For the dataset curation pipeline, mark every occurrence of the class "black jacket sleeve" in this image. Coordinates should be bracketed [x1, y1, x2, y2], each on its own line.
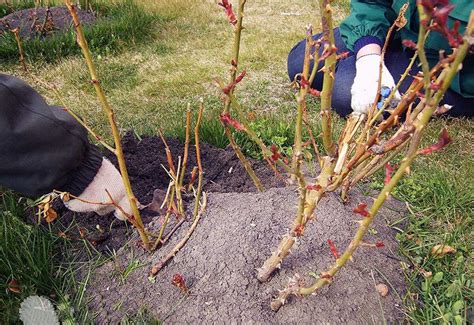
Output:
[0, 74, 102, 197]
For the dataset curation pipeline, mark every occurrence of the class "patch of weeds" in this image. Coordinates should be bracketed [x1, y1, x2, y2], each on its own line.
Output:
[121, 306, 161, 325]
[0, 190, 96, 323]
[111, 249, 145, 284]
[0, 0, 161, 63]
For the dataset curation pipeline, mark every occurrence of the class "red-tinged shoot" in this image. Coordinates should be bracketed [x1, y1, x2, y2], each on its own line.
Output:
[294, 224, 305, 237]
[306, 184, 322, 191]
[353, 203, 370, 218]
[220, 113, 245, 131]
[384, 163, 395, 185]
[327, 239, 339, 259]
[417, 128, 451, 155]
[172, 273, 189, 294]
[218, 0, 237, 26]
[419, 0, 463, 47]
[402, 39, 417, 49]
[375, 241, 385, 248]
[223, 70, 247, 94]
[270, 144, 282, 161]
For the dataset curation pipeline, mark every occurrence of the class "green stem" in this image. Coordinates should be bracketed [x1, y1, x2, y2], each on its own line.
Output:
[319, 0, 336, 156]
[65, 1, 149, 250]
[221, 0, 263, 191]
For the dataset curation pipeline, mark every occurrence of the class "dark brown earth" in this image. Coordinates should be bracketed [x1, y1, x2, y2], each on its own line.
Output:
[0, 7, 96, 39]
[44, 134, 285, 254]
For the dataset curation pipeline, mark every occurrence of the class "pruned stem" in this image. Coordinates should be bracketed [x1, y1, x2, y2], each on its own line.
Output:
[152, 184, 176, 251]
[149, 192, 207, 277]
[224, 91, 292, 174]
[64, 0, 149, 250]
[150, 102, 207, 275]
[10, 28, 27, 72]
[257, 157, 335, 282]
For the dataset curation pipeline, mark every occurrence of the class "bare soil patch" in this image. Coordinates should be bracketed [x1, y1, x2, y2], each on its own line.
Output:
[88, 187, 406, 323]
[0, 7, 95, 39]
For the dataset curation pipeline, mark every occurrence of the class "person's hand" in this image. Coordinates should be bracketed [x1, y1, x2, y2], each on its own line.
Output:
[63, 158, 131, 220]
[351, 53, 401, 116]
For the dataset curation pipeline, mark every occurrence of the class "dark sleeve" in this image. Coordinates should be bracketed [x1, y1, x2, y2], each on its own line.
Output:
[339, 0, 396, 52]
[0, 74, 102, 197]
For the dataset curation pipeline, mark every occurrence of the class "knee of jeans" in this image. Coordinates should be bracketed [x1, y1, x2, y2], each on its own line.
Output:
[287, 40, 305, 82]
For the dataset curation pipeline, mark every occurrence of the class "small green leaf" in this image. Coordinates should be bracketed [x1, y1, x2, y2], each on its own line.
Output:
[446, 282, 459, 298]
[452, 300, 464, 315]
[454, 315, 463, 325]
[432, 272, 444, 284]
[422, 279, 429, 292]
[443, 313, 453, 322]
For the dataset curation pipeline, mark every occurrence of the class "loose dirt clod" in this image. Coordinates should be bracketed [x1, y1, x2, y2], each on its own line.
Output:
[376, 283, 389, 297]
[87, 187, 407, 323]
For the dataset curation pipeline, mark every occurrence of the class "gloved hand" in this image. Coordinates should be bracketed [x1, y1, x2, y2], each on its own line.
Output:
[63, 158, 131, 220]
[351, 54, 401, 116]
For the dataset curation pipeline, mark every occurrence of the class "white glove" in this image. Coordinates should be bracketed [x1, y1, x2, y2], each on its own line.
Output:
[351, 54, 401, 116]
[64, 158, 131, 220]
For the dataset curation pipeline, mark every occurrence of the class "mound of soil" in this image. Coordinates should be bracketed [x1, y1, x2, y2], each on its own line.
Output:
[88, 187, 407, 323]
[46, 134, 285, 254]
[0, 7, 95, 39]
[39, 134, 407, 322]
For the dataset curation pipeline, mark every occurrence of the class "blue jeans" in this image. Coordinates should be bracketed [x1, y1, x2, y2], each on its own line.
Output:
[287, 28, 473, 117]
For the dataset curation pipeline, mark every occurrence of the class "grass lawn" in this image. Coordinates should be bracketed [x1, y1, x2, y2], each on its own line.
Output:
[1, 0, 472, 323]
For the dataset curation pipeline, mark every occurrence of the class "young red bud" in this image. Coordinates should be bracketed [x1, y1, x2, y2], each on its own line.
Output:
[309, 88, 321, 96]
[306, 184, 322, 191]
[402, 39, 418, 49]
[300, 76, 310, 88]
[218, 0, 237, 25]
[222, 70, 246, 94]
[320, 273, 333, 280]
[375, 241, 385, 248]
[235, 70, 246, 83]
[417, 128, 451, 155]
[327, 239, 339, 259]
[270, 144, 282, 161]
[172, 273, 188, 294]
[336, 51, 350, 61]
[220, 113, 245, 131]
[294, 224, 305, 237]
[353, 203, 370, 217]
[430, 81, 443, 91]
[384, 163, 395, 185]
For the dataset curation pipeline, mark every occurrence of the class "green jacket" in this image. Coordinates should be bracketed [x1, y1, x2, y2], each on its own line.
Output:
[340, 0, 474, 98]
